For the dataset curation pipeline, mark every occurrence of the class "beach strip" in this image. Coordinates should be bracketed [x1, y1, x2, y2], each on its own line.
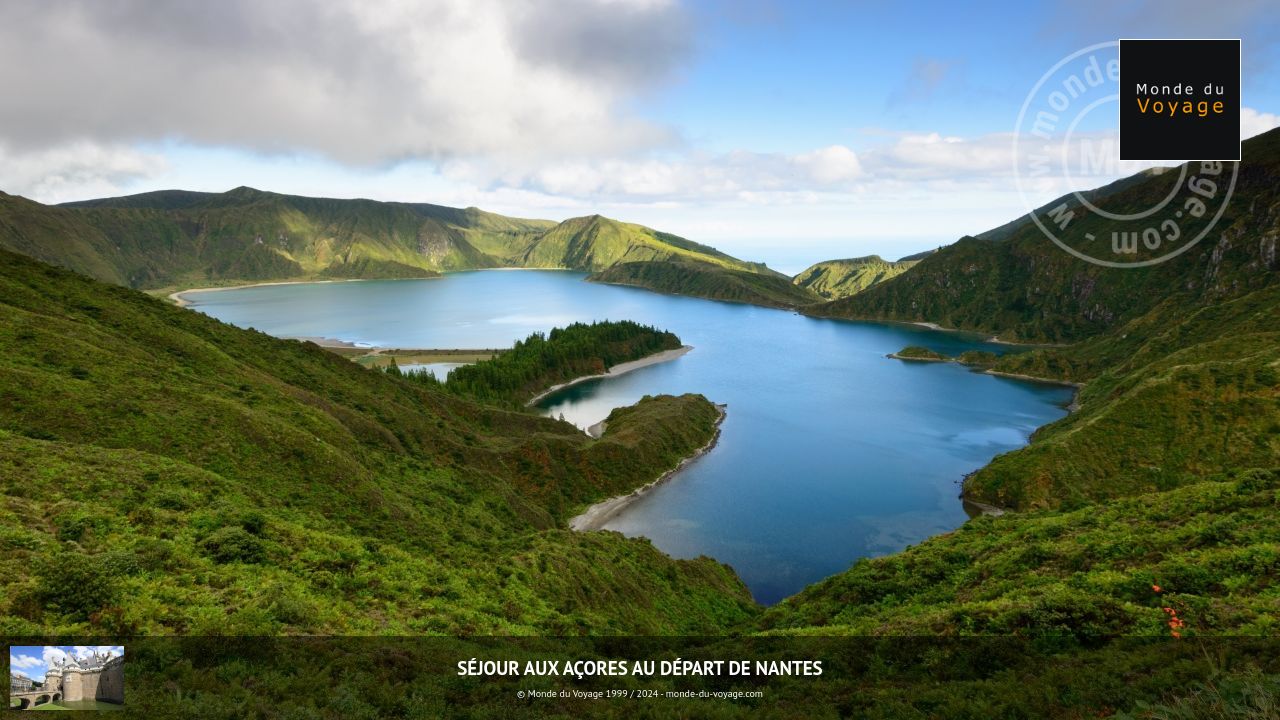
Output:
[526, 345, 693, 406]
[569, 404, 725, 532]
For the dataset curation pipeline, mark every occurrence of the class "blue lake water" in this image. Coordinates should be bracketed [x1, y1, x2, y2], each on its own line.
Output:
[183, 271, 1072, 604]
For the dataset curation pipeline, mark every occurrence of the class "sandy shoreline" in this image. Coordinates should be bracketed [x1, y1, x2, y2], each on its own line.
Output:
[960, 496, 1008, 518]
[287, 336, 365, 349]
[167, 278, 369, 308]
[569, 404, 726, 532]
[908, 320, 1062, 347]
[167, 275, 447, 308]
[526, 345, 694, 406]
[984, 370, 1083, 412]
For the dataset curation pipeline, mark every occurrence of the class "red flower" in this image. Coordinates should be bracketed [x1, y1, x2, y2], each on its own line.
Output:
[1152, 584, 1162, 593]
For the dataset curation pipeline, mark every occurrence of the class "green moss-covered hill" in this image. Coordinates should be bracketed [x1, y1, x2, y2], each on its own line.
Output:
[760, 132, 1280, 651]
[792, 255, 917, 300]
[589, 260, 819, 308]
[805, 129, 1280, 344]
[0, 247, 755, 635]
[0, 187, 770, 291]
[737, 136, 1280, 716]
[762, 466, 1280, 636]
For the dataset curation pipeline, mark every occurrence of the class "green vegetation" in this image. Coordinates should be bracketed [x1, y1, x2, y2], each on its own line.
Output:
[0, 247, 754, 635]
[515, 214, 765, 273]
[805, 130, 1280, 344]
[737, 129, 1280, 712]
[349, 348, 499, 369]
[792, 255, 916, 300]
[0, 187, 778, 295]
[966, 284, 1279, 510]
[762, 467, 1280, 636]
[955, 349, 999, 368]
[590, 260, 819, 308]
[0, 128, 1277, 718]
[889, 345, 950, 362]
[414, 320, 681, 406]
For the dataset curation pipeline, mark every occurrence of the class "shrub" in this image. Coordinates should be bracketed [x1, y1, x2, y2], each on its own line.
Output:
[54, 511, 112, 544]
[132, 538, 175, 571]
[200, 526, 266, 564]
[34, 552, 118, 619]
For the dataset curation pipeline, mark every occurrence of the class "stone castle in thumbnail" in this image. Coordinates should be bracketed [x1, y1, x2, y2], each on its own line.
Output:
[10, 649, 123, 709]
[47, 650, 124, 704]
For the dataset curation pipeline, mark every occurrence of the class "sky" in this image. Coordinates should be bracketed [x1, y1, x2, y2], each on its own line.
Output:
[1, 0, 1278, 273]
[9, 646, 124, 684]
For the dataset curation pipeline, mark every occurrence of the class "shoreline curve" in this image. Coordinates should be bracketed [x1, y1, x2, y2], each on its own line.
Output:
[527, 345, 693, 406]
[569, 403, 726, 532]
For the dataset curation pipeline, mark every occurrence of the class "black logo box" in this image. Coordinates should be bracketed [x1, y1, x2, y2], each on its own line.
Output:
[1120, 39, 1241, 161]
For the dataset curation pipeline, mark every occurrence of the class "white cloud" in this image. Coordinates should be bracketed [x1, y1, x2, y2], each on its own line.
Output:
[792, 146, 864, 183]
[1242, 108, 1280, 139]
[43, 647, 69, 666]
[0, 0, 690, 167]
[9, 654, 42, 670]
[0, 141, 168, 204]
[445, 144, 866, 203]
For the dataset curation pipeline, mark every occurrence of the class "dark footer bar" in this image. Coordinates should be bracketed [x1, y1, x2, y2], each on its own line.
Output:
[5, 636, 1279, 718]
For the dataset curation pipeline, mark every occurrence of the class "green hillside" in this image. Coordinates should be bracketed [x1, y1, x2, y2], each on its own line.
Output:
[965, 284, 1280, 510]
[1, 135, 1277, 720]
[762, 467, 1280, 637]
[0, 247, 755, 635]
[792, 255, 917, 300]
[516, 214, 766, 273]
[738, 137, 1280, 716]
[0, 188, 775, 293]
[589, 260, 819, 308]
[805, 129, 1280, 344]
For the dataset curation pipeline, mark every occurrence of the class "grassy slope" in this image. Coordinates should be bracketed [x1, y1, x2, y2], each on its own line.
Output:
[805, 129, 1280, 344]
[792, 255, 917, 300]
[519, 214, 764, 273]
[0, 247, 755, 635]
[0, 188, 784, 295]
[786, 129, 1280, 511]
[967, 286, 1280, 510]
[761, 133, 1280, 694]
[589, 260, 819, 308]
[761, 467, 1280, 636]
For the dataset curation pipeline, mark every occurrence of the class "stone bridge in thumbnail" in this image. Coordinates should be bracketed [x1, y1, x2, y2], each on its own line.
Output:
[9, 689, 62, 710]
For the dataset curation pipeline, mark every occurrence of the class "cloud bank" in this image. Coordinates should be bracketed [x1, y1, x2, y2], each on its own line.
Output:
[0, 0, 690, 165]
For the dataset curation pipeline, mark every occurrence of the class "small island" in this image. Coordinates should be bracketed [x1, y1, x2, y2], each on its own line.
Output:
[887, 345, 951, 362]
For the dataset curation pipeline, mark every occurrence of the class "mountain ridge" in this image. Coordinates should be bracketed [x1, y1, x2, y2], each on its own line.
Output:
[0, 187, 768, 292]
[792, 255, 918, 300]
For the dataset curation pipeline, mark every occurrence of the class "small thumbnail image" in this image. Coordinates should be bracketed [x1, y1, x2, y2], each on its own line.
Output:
[9, 646, 124, 711]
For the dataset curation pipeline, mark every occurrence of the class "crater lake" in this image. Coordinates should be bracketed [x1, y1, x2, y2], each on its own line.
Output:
[180, 271, 1073, 604]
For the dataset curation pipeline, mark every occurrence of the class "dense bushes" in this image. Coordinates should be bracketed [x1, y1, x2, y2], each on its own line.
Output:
[33, 552, 119, 620]
[200, 526, 267, 564]
[432, 320, 681, 405]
